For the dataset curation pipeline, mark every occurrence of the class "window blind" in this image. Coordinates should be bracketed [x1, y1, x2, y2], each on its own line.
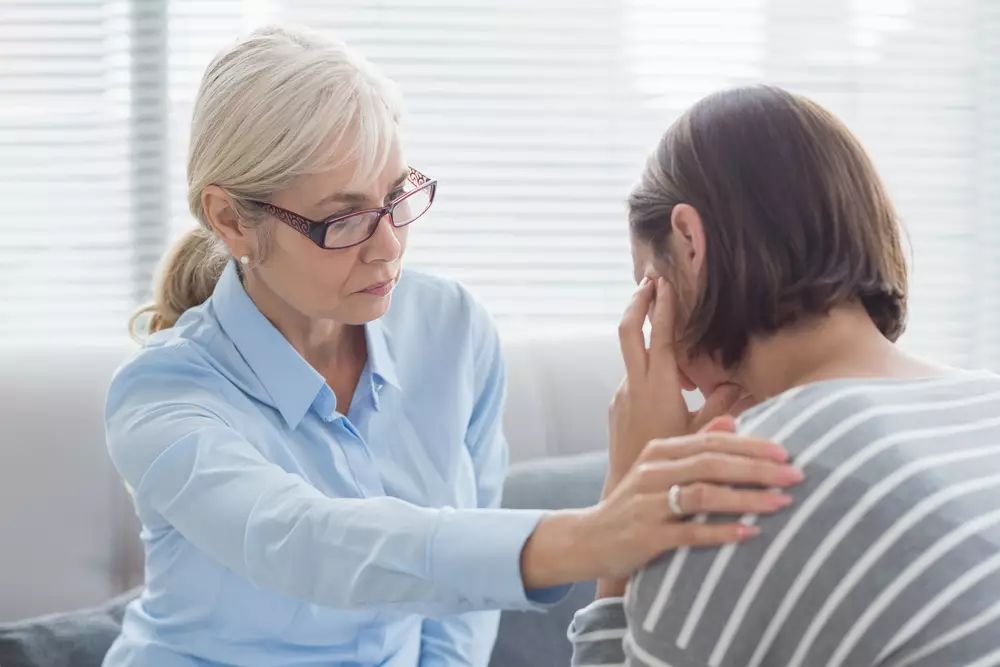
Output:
[3, 0, 999, 371]
[0, 0, 133, 343]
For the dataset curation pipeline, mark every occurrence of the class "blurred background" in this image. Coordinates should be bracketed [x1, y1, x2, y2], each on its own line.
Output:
[2, 0, 1000, 368]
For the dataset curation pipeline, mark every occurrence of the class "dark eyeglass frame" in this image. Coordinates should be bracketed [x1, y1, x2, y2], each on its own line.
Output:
[247, 167, 437, 250]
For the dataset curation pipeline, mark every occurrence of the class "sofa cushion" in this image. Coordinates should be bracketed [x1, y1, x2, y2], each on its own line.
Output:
[502, 333, 622, 462]
[0, 588, 139, 667]
[0, 345, 145, 623]
[500, 450, 607, 512]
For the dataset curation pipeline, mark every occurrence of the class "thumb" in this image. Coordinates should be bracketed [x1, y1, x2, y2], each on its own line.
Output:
[692, 384, 743, 431]
[700, 414, 736, 434]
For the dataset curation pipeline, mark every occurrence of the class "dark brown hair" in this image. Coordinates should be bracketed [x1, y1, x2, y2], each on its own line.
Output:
[629, 85, 908, 367]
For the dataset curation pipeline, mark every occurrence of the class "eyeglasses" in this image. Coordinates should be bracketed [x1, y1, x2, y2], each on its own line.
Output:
[247, 167, 437, 250]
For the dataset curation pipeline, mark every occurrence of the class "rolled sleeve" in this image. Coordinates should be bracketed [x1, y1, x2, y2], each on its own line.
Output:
[432, 507, 571, 610]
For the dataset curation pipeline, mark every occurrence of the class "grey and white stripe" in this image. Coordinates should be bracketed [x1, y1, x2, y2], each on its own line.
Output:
[649, 375, 985, 640]
[889, 599, 1000, 667]
[571, 372, 1000, 667]
[790, 469, 1000, 667]
[643, 386, 807, 638]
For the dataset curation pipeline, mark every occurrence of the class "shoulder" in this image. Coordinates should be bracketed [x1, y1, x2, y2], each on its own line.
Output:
[731, 382, 870, 466]
[113, 297, 220, 391]
[111, 297, 271, 419]
[735, 372, 1000, 458]
[622, 384, 871, 666]
[390, 269, 492, 323]
[736, 380, 874, 441]
[105, 339, 246, 488]
[625, 373, 1000, 667]
[107, 336, 239, 429]
[385, 269, 499, 348]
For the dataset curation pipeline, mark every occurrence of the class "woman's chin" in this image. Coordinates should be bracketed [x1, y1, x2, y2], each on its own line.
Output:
[325, 296, 393, 326]
[694, 381, 757, 416]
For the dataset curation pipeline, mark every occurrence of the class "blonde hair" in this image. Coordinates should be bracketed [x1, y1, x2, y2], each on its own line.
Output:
[131, 24, 403, 338]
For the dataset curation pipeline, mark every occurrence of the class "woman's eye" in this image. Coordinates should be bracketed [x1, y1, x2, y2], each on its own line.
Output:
[335, 214, 367, 228]
[326, 208, 360, 221]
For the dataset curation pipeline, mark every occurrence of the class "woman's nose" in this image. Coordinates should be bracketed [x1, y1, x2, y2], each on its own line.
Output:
[362, 213, 402, 262]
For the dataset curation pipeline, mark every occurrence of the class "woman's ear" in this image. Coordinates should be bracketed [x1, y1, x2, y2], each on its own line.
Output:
[670, 203, 707, 277]
[202, 185, 252, 257]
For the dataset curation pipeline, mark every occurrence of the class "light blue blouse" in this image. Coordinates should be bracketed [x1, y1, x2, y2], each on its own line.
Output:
[102, 262, 562, 667]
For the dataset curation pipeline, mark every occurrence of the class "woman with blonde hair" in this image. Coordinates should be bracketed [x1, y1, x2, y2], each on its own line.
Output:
[103, 27, 800, 667]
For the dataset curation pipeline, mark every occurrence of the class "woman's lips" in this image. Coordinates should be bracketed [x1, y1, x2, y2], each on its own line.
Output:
[360, 279, 395, 297]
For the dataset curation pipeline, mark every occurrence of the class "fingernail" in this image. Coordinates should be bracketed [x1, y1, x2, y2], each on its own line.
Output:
[708, 416, 734, 432]
[772, 494, 794, 508]
[767, 444, 790, 461]
[739, 525, 761, 539]
[781, 466, 805, 483]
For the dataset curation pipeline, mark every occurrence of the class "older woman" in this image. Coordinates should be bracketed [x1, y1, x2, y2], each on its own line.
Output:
[570, 86, 1000, 667]
[103, 27, 800, 667]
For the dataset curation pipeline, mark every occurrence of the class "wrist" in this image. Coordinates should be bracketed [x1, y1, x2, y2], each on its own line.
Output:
[520, 509, 593, 590]
[601, 472, 624, 501]
[602, 456, 637, 499]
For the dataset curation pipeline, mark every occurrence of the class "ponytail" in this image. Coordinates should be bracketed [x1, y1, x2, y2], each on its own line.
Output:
[130, 227, 228, 339]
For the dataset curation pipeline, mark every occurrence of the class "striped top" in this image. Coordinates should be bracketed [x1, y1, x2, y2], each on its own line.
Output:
[570, 371, 1000, 667]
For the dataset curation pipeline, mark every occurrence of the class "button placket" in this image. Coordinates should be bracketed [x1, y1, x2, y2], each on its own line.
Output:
[370, 375, 385, 410]
[333, 417, 384, 497]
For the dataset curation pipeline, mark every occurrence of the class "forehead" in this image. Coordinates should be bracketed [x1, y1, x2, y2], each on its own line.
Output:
[629, 235, 675, 283]
[293, 138, 406, 198]
[629, 237, 652, 281]
[630, 235, 657, 264]
[270, 148, 405, 217]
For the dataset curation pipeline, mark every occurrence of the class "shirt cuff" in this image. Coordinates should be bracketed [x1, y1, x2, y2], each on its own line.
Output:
[432, 507, 572, 610]
[569, 598, 628, 667]
[569, 597, 626, 636]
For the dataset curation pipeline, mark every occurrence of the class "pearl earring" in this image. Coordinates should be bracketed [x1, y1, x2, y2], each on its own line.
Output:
[239, 255, 250, 267]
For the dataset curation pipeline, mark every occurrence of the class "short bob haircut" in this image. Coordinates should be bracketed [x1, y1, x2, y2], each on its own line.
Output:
[629, 85, 908, 368]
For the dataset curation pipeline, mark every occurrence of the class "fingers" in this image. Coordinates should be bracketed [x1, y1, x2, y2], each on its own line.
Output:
[634, 453, 803, 491]
[618, 279, 655, 378]
[621, 487, 787, 531]
[701, 415, 736, 434]
[657, 520, 760, 550]
[641, 431, 790, 464]
[648, 278, 681, 379]
[648, 277, 675, 354]
[691, 384, 745, 431]
[666, 484, 792, 517]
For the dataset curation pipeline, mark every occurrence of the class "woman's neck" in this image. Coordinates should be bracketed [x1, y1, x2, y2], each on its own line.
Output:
[243, 273, 364, 373]
[735, 303, 952, 402]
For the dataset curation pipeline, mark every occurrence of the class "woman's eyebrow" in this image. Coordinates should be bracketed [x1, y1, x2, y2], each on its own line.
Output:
[385, 171, 410, 195]
[313, 170, 410, 209]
